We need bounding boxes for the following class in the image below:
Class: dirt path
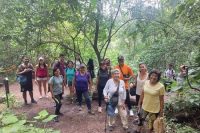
[1,81,138,133]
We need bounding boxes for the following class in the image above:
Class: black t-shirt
[97,69,110,87]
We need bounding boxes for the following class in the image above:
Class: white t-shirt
[103,79,126,105]
[136,73,148,95]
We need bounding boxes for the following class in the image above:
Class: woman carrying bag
[103,69,130,132]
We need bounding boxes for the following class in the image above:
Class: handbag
[110,81,120,108]
[153,117,165,133]
[16,75,27,85]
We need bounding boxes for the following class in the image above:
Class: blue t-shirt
[66,68,75,82]
[48,76,63,95]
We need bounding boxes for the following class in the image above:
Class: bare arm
[159,95,164,116]
[138,89,144,110]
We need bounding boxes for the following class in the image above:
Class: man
[115,55,134,116]
[53,54,67,86]
[17,57,37,105]
[165,63,176,81]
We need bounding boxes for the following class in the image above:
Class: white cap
[39,57,44,60]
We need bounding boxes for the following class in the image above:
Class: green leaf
[34,110,49,120]
[1,114,18,125]
[171,86,182,92]
[42,115,57,123]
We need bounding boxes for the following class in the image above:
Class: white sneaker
[98,107,102,113]
[115,108,118,114]
[129,110,134,116]
[39,96,42,99]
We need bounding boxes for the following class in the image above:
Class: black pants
[97,85,104,107]
[125,89,132,110]
[136,94,140,106]
[76,89,91,110]
[53,93,62,115]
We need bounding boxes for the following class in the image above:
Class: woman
[96,61,110,113]
[135,69,165,133]
[103,69,129,132]
[65,61,76,103]
[135,63,148,105]
[87,58,95,82]
[72,64,94,115]
[49,68,65,122]
[35,57,49,98]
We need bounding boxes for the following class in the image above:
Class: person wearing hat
[72,64,94,115]
[115,55,135,116]
[35,57,49,98]
[103,69,129,132]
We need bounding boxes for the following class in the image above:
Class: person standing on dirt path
[103,69,130,132]
[49,68,65,122]
[115,55,135,116]
[72,64,95,115]
[17,56,37,105]
[53,54,67,86]
[96,61,110,113]
[87,58,95,85]
[35,57,49,99]
[135,69,165,133]
[65,60,76,103]
[75,55,81,71]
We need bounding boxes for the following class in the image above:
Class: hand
[137,106,141,114]
[104,96,109,103]
[120,104,126,110]
[159,111,164,117]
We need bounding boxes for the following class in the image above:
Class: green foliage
[166,119,200,133]
[34,110,57,123]
[0,110,59,133]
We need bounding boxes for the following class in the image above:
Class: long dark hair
[87,58,94,70]
[53,68,59,76]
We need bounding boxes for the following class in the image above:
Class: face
[54,69,60,76]
[23,58,29,65]
[118,59,124,66]
[101,64,107,70]
[39,59,44,64]
[60,56,65,62]
[68,62,73,68]
[80,67,85,73]
[149,73,158,84]
[139,64,146,72]
[113,72,120,80]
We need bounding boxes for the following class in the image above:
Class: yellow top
[142,80,165,113]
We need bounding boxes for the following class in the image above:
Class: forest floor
[0,81,143,133]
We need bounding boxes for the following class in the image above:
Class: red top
[36,66,48,78]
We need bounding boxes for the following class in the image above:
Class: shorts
[138,109,159,129]
[67,81,73,87]
[36,77,48,81]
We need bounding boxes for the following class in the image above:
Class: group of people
[16,54,166,133]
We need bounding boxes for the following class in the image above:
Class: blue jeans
[76,89,91,110]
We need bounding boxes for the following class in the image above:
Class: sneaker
[129,110,134,116]
[45,95,49,98]
[123,127,130,133]
[108,126,114,131]
[79,107,82,111]
[88,110,95,115]
[39,95,42,99]
[98,107,102,113]
[58,112,64,116]
[54,116,59,122]
[31,99,37,104]
[115,108,118,114]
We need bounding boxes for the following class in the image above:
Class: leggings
[125,89,132,110]
[97,85,105,107]
[53,93,62,115]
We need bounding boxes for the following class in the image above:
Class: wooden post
[4,77,9,108]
